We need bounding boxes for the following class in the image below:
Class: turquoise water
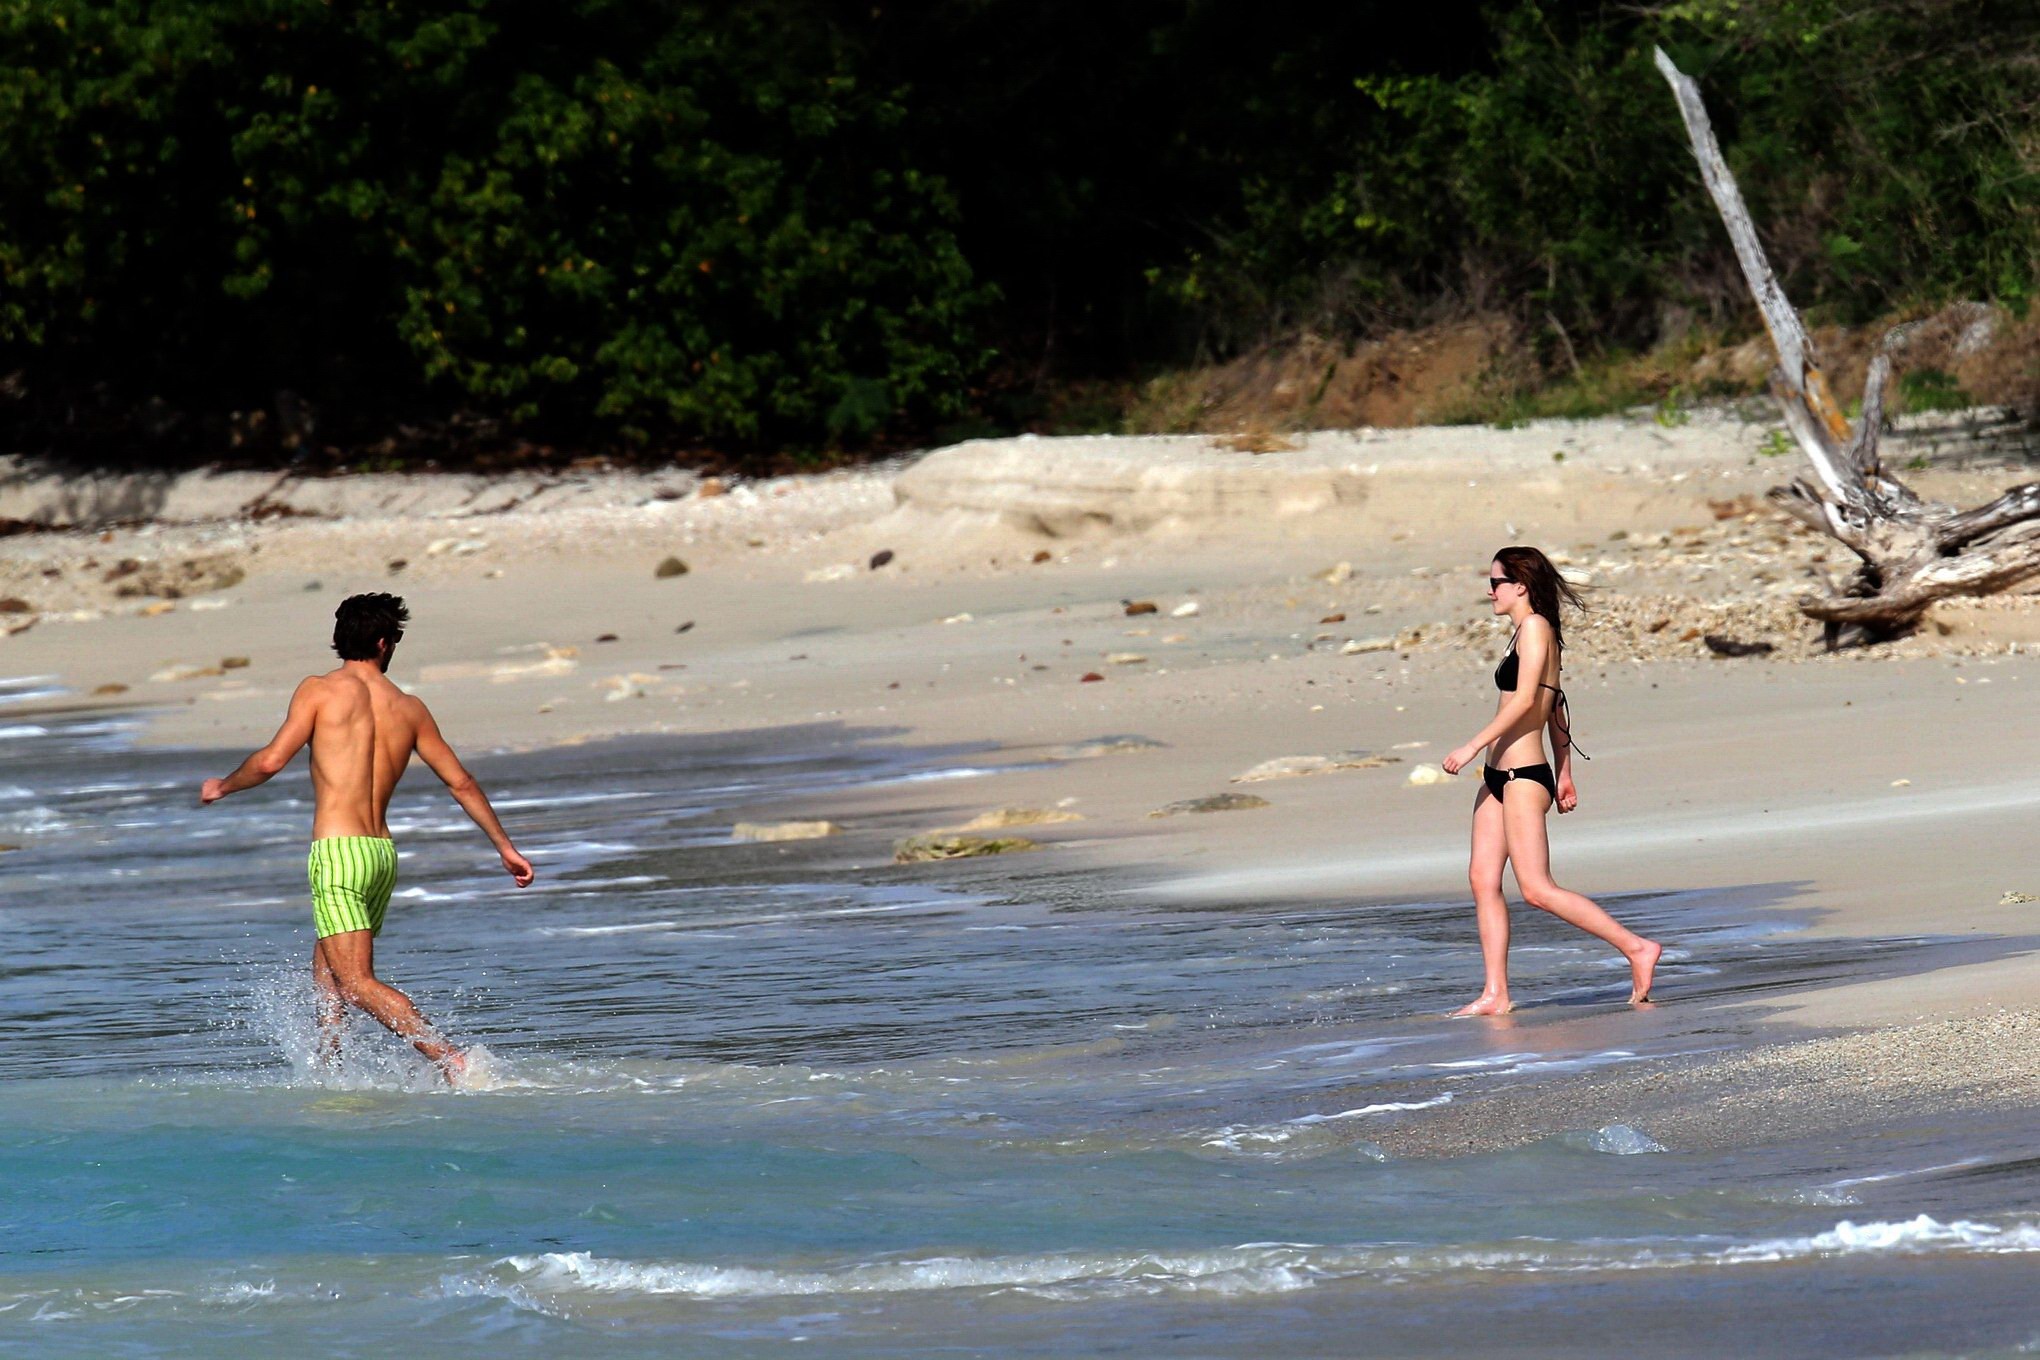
[3,673,2038,1357]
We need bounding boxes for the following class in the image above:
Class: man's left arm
[200,680,318,804]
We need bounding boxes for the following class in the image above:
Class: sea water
[2,677,2037,1358]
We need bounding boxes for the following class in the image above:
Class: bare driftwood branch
[1654,47,2040,644]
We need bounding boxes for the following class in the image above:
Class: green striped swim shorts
[308,836,398,939]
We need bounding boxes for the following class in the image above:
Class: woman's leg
[1500,784,1662,1003]
[1453,786,1514,1016]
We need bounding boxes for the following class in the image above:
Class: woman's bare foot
[1626,939,1663,1004]
[1452,994,1514,1017]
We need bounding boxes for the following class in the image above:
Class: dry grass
[1112,302,2040,438]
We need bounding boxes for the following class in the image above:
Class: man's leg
[317,929,465,1073]
[311,939,347,1067]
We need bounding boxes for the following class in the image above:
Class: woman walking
[1440,546,1660,1014]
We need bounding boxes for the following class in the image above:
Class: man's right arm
[201,679,319,804]
[412,701,535,887]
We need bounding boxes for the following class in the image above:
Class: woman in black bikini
[1440,546,1661,1014]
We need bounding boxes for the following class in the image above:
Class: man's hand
[501,846,535,888]
[1441,743,1482,776]
[199,778,228,806]
[1555,772,1579,814]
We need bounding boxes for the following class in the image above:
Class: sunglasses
[1485,575,1515,591]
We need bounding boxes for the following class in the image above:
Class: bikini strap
[1539,684,1590,760]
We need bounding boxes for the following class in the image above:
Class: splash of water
[225,958,518,1094]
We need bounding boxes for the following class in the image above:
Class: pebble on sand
[220,656,251,670]
[893,833,1041,863]
[1079,671,1105,683]
[150,663,223,683]
[806,563,857,583]
[1314,562,1354,584]
[1231,751,1397,783]
[490,653,578,683]
[1406,764,1450,786]
[2001,891,2038,905]
[0,597,32,614]
[1149,793,1270,818]
[1341,636,1396,655]
[655,556,691,579]
[1171,601,1200,618]
[1106,652,1147,665]
[92,683,130,696]
[425,537,488,557]
[733,820,843,843]
[1124,600,1159,616]
[869,549,895,570]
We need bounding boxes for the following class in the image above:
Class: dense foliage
[0,0,2032,461]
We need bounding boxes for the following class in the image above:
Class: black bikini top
[1495,627,1589,759]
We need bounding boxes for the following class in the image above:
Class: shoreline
[4,410,2037,1159]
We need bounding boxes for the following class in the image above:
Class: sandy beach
[5,412,2037,1133]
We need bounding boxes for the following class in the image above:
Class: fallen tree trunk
[1654,48,2040,646]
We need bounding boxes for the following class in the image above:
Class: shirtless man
[199,593,533,1080]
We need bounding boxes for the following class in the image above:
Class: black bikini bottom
[1483,762,1557,802]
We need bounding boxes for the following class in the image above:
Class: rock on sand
[1232,751,1397,783]
[1149,793,1270,818]
[733,820,843,843]
[894,833,1042,863]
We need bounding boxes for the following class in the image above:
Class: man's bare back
[198,593,532,1082]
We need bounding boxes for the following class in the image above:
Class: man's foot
[1626,939,1663,1004]
[1452,994,1514,1017]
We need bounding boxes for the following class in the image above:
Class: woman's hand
[1442,743,1482,776]
[1555,771,1579,814]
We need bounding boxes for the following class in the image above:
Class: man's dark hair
[333,593,409,660]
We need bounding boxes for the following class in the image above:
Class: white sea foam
[491,791,655,810]
[1200,1096,1449,1157]
[390,885,484,903]
[0,681,66,705]
[1824,1156,1994,1189]
[463,1244,1333,1305]
[1714,1215,2040,1263]
[1288,1095,1453,1123]
[452,1215,2040,1313]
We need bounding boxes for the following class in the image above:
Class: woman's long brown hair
[1493,545,1587,651]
